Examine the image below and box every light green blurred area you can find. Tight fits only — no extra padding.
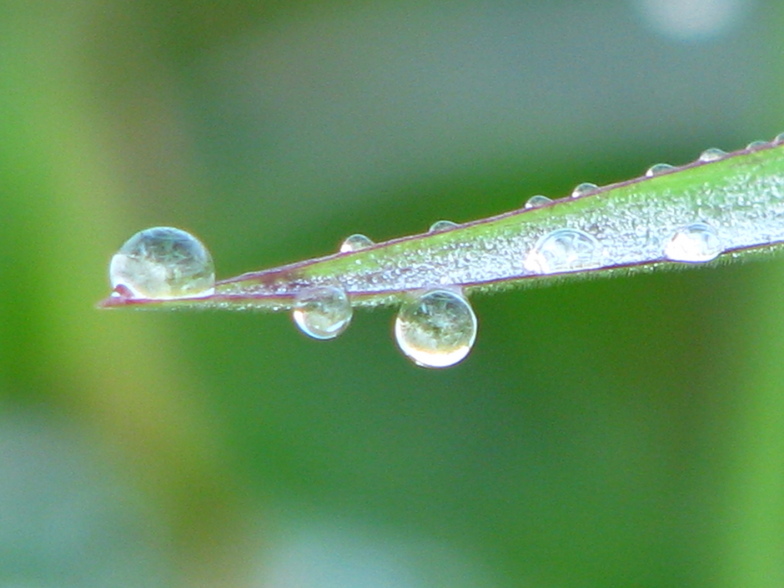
[1,1,783,586]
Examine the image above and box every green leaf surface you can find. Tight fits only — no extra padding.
[100,137,784,312]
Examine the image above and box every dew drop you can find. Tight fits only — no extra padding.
[773,132,784,145]
[109,226,215,299]
[571,182,599,198]
[340,233,374,253]
[663,222,723,263]
[523,228,602,274]
[524,195,553,209]
[292,285,352,340]
[429,220,459,233]
[645,163,675,177]
[746,140,768,151]
[698,148,727,162]
[394,289,477,368]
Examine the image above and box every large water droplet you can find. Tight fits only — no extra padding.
[571,182,598,198]
[340,234,374,253]
[698,148,727,162]
[645,163,675,177]
[292,285,352,340]
[523,228,602,274]
[429,220,459,233]
[524,195,553,209]
[663,222,723,263]
[394,289,477,368]
[109,227,215,299]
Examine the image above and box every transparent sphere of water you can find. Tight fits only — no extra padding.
[698,148,727,163]
[663,222,723,263]
[292,285,353,340]
[523,228,602,274]
[645,163,675,177]
[571,182,598,198]
[524,195,553,209]
[429,220,459,233]
[339,234,374,253]
[394,289,477,368]
[109,227,215,299]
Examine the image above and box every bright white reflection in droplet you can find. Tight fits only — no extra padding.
[524,195,553,209]
[340,234,374,253]
[395,289,477,368]
[429,220,459,233]
[636,0,748,41]
[292,285,353,340]
[524,228,602,274]
[571,182,598,198]
[109,226,215,299]
[663,222,723,262]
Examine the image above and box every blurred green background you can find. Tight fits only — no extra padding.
[2,1,784,586]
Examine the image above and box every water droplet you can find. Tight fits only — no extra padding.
[524,195,553,209]
[774,132,784,145]
[698,148,727,162]
[523,228,602,274]
[394,289,477,368]
[746,140,768,151]
[663,222,723,263]
[571,182,598,198]
[109,226,215,299]
[339,234,374,253]
[645,163,675,177]
[292,285,352,340]
[429,220,459,233]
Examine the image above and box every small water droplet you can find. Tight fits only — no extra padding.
[524,195,553,209]
[292,285,352,340]
[340,234,374,253]
[663,223,723,263]
[698,148,727,162]
[774,132,784,145]
[523,228,602,274]
[429,220,459,233]
[746,140,768,151]
[394,289,477,368]
[571,183,598,198]
[645,163,675,177]
[109,227,215,299]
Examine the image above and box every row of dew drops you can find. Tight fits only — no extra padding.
[108,134,784,368]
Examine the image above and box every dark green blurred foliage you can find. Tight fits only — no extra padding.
[1,1,783,586]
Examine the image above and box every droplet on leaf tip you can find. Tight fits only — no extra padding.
[109,226,215,299]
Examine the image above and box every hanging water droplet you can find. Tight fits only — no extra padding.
[571,183,598,198]
[292,285,352,340]
[339,234,374,253]
[523,228,602,274]
[698,148,727,162]
[429,220,459,233]
[524,195,553,209]
[394,289,477,368]
[746,140,768,151]
[109,226,215,299]
[645,163,675,177]
[663,222,723,263]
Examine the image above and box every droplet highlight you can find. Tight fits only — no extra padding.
[645,163,675,177]
[663,222,723,263]
[524,195,553,209]
[394,289,477,368]
[429,220,459,233]
[698,148,727,162]
[524,228,602,274]
[340,234,374,253]
[292,285,353,340]
[571,183,598,198]
[109,226,215,299]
